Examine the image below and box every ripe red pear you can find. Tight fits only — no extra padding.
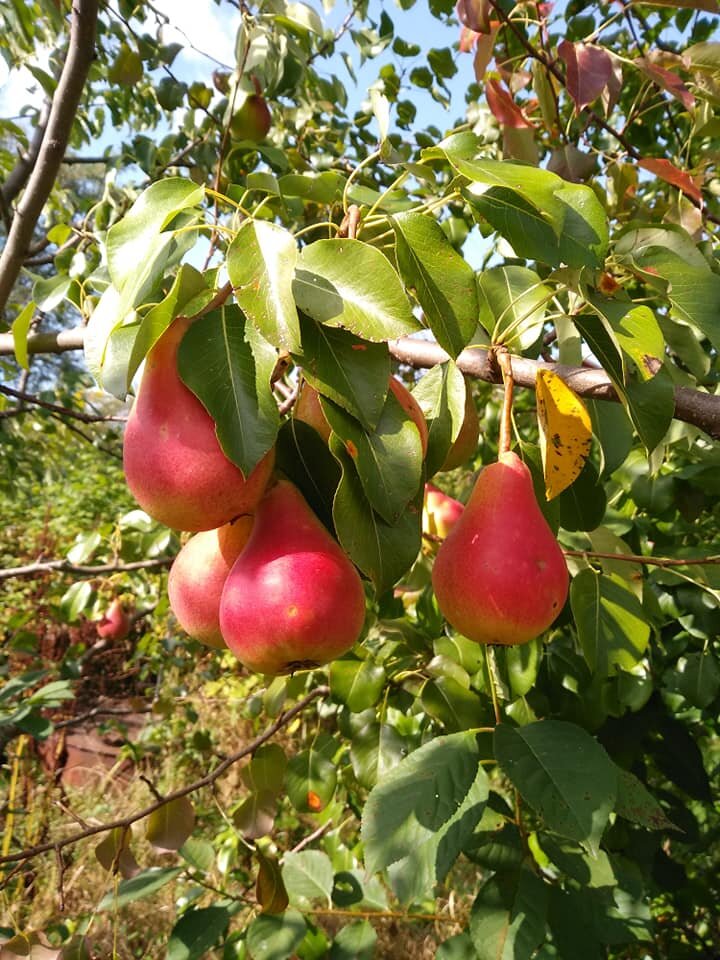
[423,483,464,540]
[219,480,366,675]
[432,451,568,645]
[96,599,131,641]
[440,381,480,471]
[168,517,253,649]
[293,382,331,442]
[123,317,275,531]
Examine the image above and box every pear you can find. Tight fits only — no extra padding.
[123,317,275,531]
[440,380,479,471]
[219,480,366,674]
[294,378,428,457]
[423,483,464,540]
[230,93,271,142]
[432,451,568,645]
[168,517,253,649]
[96,599,131,641]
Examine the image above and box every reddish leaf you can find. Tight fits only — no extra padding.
[473,25,499,81]
[638,158,703,204]
[456,0,493,34]
[558,40,612,111]
[486,79,535,128]
[459,26,479,53]
[636,58,695,110]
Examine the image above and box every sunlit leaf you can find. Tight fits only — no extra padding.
[536,369,592,500]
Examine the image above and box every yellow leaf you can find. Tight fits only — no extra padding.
[536,369,592,500]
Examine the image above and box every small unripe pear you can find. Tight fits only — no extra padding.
[220,480,366,675]
[123,317,275,531]
[168,517,253,649]
[230,93,271,142]
[432,451,568,645]
[423,483,464,540]
[96,599,131,641]
[294,382,331,442]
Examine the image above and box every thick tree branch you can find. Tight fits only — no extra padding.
[389,337,720,440]
[0,557,174,582]
[0,0,100,314]
[2,326,719,439]
[0,686,329,873]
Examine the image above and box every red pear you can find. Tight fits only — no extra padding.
[96,599,131,641]
[123,317,275,531]
[423,483,464,540]
[293,382,331,442]
[432,451,568,645]
[219,480,366,675]
[168,517,253,649]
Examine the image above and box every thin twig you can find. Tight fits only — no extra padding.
[0,384,127,423]
[0,557,174,582]
[563,549,720,568]
[0,686,329,873]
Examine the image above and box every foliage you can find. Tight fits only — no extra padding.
[1,0,720,958]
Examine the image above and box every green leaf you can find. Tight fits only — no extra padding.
[494,720,617,853]
[98,866,182,910]
[323,390,423,524]
[392,211,477,357]
[361,731,489,883]
[588,297,664,379]
[293,239,421,341]
[433,132,607,267]
[246,909,307,960]
[330,659,386,712]
[286,745,337,813]
[614,768,678,831]
[296,316,390,430]
[166,905,230,960]
[177,305,279,476]
[477,266,550,350]
[411,361,467,477]
[331,440,422,595]
[420,677,487,731]
[539,834,616,887]
[570,570,651,677]
[126,265,210,389]
[11,301,34,370]
[665,651,720,709]
[275,420,341,533]
[469,867,549,960]
[279,172,346,203]
[107,179,204,293]
[282,850,334,907]
[616,225,720,350]
[241,744,287,795]
[557,460,607,532]
[436,933,476,960]
[329,921,377,960]
[227,220,300,352]
[146,795,195,851]
[349,721,411,789]
[179,837,215,872]
[60,580,94,622]
[233,790,277,840]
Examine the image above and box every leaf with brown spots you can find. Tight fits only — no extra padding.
[536,369,592,500]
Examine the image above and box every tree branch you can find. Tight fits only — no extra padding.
[2,326,720,438]
[0,384,127,423]
[0,557,174,582]
[0,100,51,209]
[0,686,329,873]
[0,0,100,314]
[388,337,720,440]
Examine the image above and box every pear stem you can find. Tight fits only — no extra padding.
[484,645,502,726]
[497,347,514,457]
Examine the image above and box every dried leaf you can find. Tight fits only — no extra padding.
[536,369,592,500]
[256,851,289,914]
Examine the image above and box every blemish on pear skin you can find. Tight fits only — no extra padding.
[287,605,299,619]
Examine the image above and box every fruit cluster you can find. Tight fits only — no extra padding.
[121,316,569,673]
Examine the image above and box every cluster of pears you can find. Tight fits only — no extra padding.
[123,314,569,666]
[123,317,365,675]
